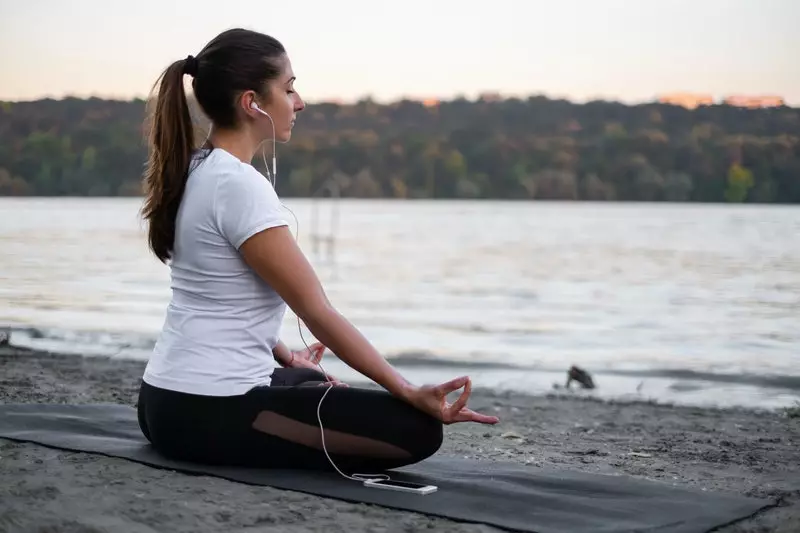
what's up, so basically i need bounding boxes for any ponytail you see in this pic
[140,29,288,262]
[141,58,196,264]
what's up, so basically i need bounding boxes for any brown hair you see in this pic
[140,28,286,263]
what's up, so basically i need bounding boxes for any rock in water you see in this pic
[566,365,595,389]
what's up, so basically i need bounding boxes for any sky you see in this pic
[1,0,798,105]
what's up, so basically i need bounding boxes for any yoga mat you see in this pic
[0,403,773,533]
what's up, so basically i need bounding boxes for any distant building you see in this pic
[657,93,714,109]
[478,91,503,102]
[723,95,785,108]
[656,92,786,109]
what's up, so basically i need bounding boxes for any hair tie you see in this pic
[183,55,199,77]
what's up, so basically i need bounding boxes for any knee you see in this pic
[271,367,328,387]
[136,386,152,443]
[137,407,151,442]
[295,368,327,383]
[414,414,444,461]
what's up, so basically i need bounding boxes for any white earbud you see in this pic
[250,101,271,119]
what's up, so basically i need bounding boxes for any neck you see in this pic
[207,127,261,163]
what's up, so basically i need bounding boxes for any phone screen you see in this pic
[370,479,431,489]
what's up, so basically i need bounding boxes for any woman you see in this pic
[137,28,498,474]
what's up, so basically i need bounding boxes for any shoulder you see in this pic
[210,152,278,200]
[208,150,287,249]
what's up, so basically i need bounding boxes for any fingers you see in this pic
[434,375,469,397]
[317,372,347,387]
[447,377,472,418]
[452,408,500,425]
[311,343,326,364]
[295,342,326,364]
[317,380,348,388]
[427,376,499,425]
[327,375,348,387]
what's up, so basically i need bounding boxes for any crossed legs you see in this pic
[137,368,443,473]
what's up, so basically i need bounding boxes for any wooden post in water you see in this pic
[309,176,342,264]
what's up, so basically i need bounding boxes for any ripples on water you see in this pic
[1,197,798,409]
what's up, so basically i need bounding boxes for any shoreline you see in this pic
[1,345,799,532]
[6,324,799,412]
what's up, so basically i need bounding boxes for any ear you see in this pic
[238,90,260,118]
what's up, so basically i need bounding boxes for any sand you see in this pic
[1,344,798,533]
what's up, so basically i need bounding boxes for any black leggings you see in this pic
[137,368,443,473]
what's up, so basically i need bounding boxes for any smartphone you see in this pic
[362,478,438,495]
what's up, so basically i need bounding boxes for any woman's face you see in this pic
[258,54,305,143]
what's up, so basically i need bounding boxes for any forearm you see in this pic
[272,339,292,366]
[302,304,414,399]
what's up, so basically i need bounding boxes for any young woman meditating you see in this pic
[136,27,499,474]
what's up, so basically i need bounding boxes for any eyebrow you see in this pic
[286,76,296,85]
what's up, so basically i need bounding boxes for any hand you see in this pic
[402,376,500,425]
[291,341,326,366]
[288,342,348,387]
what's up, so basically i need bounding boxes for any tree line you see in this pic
[1,95,798,202]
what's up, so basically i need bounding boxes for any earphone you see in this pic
[251,99,390,485]
[250,102,277,185]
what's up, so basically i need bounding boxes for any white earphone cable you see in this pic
[257,106,388,483]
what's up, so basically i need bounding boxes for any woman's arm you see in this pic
[239,225,499,425]
[239,226,414,400]
[272,339,293,367]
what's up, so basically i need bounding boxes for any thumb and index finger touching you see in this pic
[310,343,326,363]
[299,342,325,364]
[434,375,470,396]
[434,375,500,425]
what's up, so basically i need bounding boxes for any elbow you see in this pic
[294,297,336,329]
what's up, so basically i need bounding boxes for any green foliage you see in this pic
[0,96,798,202]
[724,163,755,203]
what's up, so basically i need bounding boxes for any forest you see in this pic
[1,95,798,202]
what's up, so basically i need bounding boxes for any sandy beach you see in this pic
[1,344,798,533]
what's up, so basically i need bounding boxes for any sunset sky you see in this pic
[1,0,797,105]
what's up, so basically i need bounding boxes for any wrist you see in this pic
[388,379,417,401]
[273,340,293,366]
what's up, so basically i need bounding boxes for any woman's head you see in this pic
[189,28,305,143]
[141,28,304,264]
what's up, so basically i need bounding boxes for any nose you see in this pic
[294,92,305,112]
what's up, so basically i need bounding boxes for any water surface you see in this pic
[1,197,798,409]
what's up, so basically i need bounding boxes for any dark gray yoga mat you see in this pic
[0,403,773,533]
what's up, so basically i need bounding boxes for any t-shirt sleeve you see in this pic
[214,167,289,250]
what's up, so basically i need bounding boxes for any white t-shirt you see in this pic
[143,147,289,396]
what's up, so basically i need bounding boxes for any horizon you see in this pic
[1,0,798,106]
[3,92,798,110]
